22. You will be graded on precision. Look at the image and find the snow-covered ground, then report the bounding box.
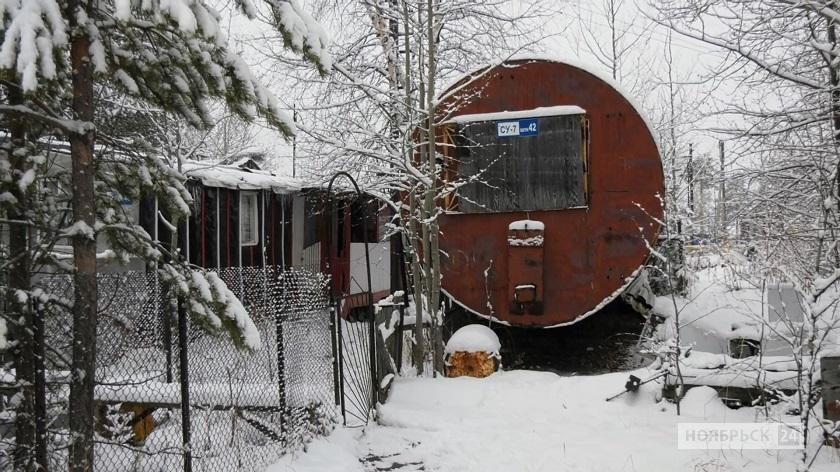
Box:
[267,369,840,472]
[266,251,840,472]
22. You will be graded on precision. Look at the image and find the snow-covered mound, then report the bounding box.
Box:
[680,385,730,419]
[445,324,501,354]
[653,264,764,354]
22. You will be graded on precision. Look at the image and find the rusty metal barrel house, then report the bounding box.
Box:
[435,59,664,339]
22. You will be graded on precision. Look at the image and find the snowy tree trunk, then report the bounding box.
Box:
[825,16,840,273]
[67,4,99,469]
[425,0,444,376]
[410,189,425,375]
[4,82,44,472]
[420,188,434,370]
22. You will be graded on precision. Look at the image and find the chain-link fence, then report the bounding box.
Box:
[1,266,337,471]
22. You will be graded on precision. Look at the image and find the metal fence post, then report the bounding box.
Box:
[330,305,340,408]
[276,303,286,416]
[335,300,346,425]
[161,275,173,383]
[32,300,48,469]
[177,302,192,472]
[368,307,378,407]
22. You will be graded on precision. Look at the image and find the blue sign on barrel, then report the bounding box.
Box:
[497,118,539,138]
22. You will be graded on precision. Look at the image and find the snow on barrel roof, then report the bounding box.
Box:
[181,160,302,194]
[439,56,662,155]
[445,324,501,354]
[447,105,586,125]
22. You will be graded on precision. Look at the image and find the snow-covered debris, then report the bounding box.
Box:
[655,256,839,357]
[448,105,585,124]
[653,263,765,354]
[679,385,730,419]
[444,324,500,354]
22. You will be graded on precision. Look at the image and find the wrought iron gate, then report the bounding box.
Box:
[325,172,379,427]
[333,306,377,427]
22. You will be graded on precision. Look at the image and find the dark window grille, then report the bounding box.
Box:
[454,114,588,213]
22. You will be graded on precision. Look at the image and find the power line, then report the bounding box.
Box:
[567,0,715,56]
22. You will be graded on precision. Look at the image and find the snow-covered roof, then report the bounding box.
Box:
[447,105,586,125]
[181,160,302,194]
[227,156,261,168]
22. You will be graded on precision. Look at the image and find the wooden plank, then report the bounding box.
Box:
[95,398,282,413]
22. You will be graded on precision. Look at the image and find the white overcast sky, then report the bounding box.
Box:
[220,0,731,177]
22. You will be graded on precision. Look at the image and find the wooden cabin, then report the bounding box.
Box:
[136,159,392,316]
[139,158,298,270]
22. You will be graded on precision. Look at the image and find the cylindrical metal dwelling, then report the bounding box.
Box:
[436,58,664,328]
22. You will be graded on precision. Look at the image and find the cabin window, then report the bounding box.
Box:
[239,192,259,246]
[350,198,378,243]
[303,193,320,249]
[453,114,588,213]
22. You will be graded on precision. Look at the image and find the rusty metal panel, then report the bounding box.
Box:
[437,59,664,327]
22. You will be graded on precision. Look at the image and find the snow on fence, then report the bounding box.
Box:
[2,266,335,471]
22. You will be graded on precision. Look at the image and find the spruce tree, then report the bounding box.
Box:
[0,1,330,469]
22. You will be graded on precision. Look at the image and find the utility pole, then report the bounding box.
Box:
[686,143,694,215]
[292,104,297,178]
[718,140,725,242]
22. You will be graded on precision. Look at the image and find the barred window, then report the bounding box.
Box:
[454,113,588,213]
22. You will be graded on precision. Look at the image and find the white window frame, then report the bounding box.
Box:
[239,192,259,246]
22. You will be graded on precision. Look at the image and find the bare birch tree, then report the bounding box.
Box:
[652,0,840,463]
[260,0,555,375]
